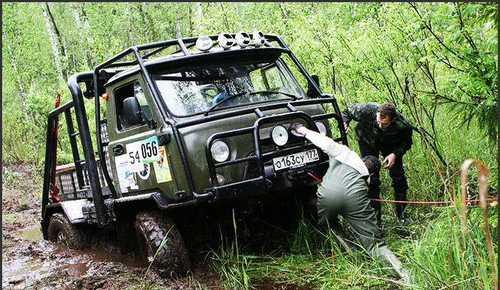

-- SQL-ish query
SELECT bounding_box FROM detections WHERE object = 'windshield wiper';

[249,90,301,100]
[204,91,248,115]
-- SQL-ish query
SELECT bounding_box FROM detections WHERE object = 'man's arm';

[341,103,379,128]
[292,125,344,158]
[392,125,413,158]
[293,125,370,176]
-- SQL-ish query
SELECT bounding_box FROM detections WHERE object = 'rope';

[306,171,498,207]
[369,197,498,207]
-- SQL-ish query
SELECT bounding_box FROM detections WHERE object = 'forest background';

[2,2,498,289]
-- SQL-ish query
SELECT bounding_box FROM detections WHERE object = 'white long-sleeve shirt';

[303,130,369,177]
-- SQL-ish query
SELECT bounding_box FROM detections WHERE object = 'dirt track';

[2,165,223,289]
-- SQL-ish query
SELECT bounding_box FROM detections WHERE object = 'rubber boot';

[372,245,411,284]
[395,201,411,226]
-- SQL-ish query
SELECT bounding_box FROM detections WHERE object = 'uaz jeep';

[41,32,348,275]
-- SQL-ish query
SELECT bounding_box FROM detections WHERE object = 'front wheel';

[135,211,191,277]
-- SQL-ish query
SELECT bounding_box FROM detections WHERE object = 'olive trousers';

[316,178,383,252]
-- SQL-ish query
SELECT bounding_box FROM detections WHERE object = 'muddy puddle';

[3,216,221,289]
[3,216,305,289]
[3,225,152,289]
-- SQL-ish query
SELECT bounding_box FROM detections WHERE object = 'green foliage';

[2,3,497,289]
[2,3,496,166]
[212,221,400,289]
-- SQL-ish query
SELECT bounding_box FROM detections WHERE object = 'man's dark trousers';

[358,141,409,222]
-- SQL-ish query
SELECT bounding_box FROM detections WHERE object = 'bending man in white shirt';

[292,124,409,283]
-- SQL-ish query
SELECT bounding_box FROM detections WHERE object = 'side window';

[134,83,153,122]
[279,55,308,94]
[114,81,151,131]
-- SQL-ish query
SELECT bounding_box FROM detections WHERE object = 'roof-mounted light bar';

[195,35,213,52]
[251,31,266,47]
[211,32,269,51]
[218,33,236,49]
[235,32,251,48]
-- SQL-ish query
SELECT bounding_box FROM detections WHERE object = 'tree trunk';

[219,3,231,31]
[331,65,337,93]
[43,3,67,81]
[125,6,134,46]
[138,3,159,42]
[191,3,203,35]
[72,3,93,69]
[2,29,28,116]
[175,17,182,39]
[279,3,289,19]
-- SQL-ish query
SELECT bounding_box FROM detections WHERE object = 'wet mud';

[2,205,220,289]
[2,165,219,289]
[2,165,308,289]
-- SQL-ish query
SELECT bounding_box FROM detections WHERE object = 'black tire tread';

[135,211,191,277]
[47,213,87,250]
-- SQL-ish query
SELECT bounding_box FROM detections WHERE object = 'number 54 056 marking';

[128,139,159,164]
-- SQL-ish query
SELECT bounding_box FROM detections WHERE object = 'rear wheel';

[47,213,87,250]
[135,211,191,277]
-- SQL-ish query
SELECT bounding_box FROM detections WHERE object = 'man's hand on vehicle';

[291,123,308,137]
[382,153,396,169]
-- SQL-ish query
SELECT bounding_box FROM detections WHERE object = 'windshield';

[153,57,306,116]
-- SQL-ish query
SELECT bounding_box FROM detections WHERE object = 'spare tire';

[135,211,191,277]
[47,213,87,250]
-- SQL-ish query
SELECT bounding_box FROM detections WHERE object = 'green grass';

[210,202,497,289]
[211,220,405,289]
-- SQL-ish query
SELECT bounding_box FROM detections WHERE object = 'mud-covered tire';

[47,213,87,250]
[135,211,191,277]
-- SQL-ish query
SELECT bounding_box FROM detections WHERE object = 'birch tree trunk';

[219,3,231,31]
[72,3,93,69]
[175,17,182,39]
[192,3,204,35]
[42,3,67,82]
[125,5,134,46]
[2,29,28,116]
[138,3,159,42]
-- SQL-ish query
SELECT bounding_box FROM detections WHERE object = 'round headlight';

[218,33,235,49]
[211,140,230,163]
[251,31,265,47]
[195,35,213,52]
[271,125,289,146]
[315,121,327,136]
[236,32,251,47]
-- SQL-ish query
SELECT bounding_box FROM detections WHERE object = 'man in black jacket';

[342,103,413,225]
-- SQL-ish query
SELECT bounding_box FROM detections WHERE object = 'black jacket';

[342,103,413,157]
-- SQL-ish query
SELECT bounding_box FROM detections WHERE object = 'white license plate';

[273,149,319,171]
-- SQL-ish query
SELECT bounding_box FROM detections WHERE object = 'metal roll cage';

[205,98,345,198]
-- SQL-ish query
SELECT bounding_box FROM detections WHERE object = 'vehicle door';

[106,77,178,198]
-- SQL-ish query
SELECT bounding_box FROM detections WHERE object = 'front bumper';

[207,159,329,200]
[205,108,336,200]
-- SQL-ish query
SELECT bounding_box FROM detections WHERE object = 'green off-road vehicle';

[41,32,348,276]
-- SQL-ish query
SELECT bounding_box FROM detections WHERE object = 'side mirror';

[122,97,144,127]
[307,75,321,98]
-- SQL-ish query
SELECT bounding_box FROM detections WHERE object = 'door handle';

[112,144,125,156]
